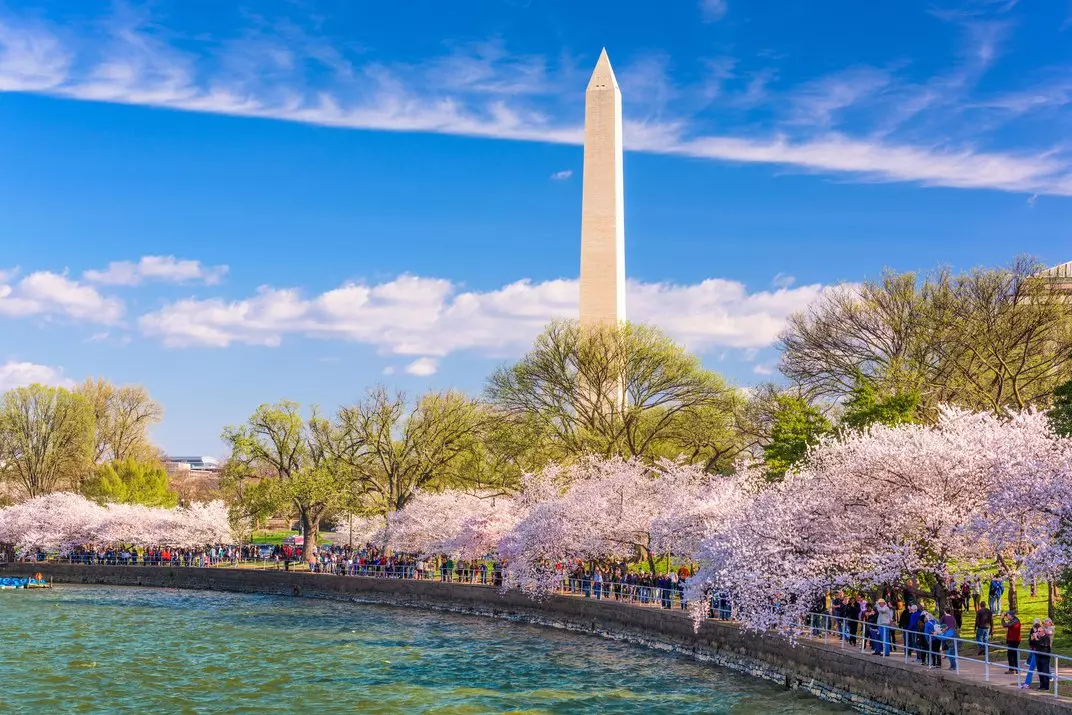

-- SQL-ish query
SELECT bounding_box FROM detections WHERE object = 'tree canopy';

[81,458,179,508]
[0,384,95,499]
[780,258,1072,414]
[762,394,831,482]
[222,400,346,561]
[330,387,489,513]
[76,378,163,463]
[486,321,743,472]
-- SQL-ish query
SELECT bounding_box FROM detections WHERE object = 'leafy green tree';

[331,387,487,513]
[76,378,163,463]
[0,384,95,498]
[762,394,831,481]
[487,320,738,470]
[780,258,1072,414]
[81,458,179,507]
[841,378,920,432]
[223,401,347,562]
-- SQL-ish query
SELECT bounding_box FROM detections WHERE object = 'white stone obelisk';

[579,48,625,328]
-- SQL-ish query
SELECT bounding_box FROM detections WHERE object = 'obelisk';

[579,48,626,327]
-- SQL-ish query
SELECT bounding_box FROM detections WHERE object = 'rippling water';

[0,586,847,714]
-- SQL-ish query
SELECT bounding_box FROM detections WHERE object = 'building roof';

[1040,261,1072,279]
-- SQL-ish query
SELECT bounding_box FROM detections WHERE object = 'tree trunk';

[301,510,319,564]
[933,576,950,614]
[1007,577,1018,614]
[1049,581,1059,620]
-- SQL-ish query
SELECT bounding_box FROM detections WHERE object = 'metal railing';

[807,612,1066,697]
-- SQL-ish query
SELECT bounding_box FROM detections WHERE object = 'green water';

[0,586,847,714]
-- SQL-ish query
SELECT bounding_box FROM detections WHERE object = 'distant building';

[165,456,221,474]
[1040,261,1072,294]
[165,456,222,503]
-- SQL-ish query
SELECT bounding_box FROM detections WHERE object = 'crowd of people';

[820,579,1056,691]
[11,537,1065,694]
[303,543,505,585]
[60,545,241,567]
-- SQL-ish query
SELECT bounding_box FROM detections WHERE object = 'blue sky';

[0,0,1070,454]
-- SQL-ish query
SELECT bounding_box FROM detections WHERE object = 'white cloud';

[0,361,75,390]
[382,366,396,376]
[772,273,796,289]
[0,17,69,91]
[404,357,439,376]
[84,255,228,286]
[0,13,1069,196]
[137,273,828,357]
[700,0,729,22]
[0,270,124,323]
[753,363,776,376]
[550,169,573,180]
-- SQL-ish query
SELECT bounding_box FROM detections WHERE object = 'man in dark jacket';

[1002,612,1022,674]
[975,603,994,655]
[1036,623,1053,691]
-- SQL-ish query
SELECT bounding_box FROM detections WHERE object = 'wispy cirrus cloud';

[700,0,729,22]
[136,272,829,357]
[84,256,228,286]
[0,6,1070,195]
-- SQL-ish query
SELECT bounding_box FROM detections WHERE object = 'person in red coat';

[1002,612,1022,674]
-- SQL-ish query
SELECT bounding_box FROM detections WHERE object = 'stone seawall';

[5,563,1068,715]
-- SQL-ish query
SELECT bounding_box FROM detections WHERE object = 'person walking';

[1001,612,1021,675]
[988,577,1004,614]
[974,602,993,656]
[1019,620,1042,689]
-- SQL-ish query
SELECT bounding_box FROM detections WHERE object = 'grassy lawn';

[250,530,305,545]
[971,582,1068,656]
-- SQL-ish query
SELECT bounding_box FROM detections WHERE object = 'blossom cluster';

[380,408,1072,635]
[381,458,745,596]
[0,492,233,555]
[686,408,1072,632]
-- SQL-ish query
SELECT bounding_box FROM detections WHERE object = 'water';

[0,586,848,714]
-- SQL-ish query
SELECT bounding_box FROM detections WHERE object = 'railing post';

[1055,656,1060,698]
[985,640,990,681]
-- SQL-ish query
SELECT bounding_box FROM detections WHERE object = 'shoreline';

[4,563,1068,715]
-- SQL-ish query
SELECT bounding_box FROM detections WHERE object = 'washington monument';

[579,48,626,327]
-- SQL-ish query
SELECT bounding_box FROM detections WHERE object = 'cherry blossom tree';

[384,490,494,556]
[440,501,521,559]
[499,457,730,595]
[0,493,233,555]
[687,408,1072,632]
[0,492,104,555]
[980,412,1072,610]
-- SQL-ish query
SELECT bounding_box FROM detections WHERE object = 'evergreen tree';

[841,378,920,431]
[1049,378,1072,437]
[763,395,831,481]
[82,458,179,507]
